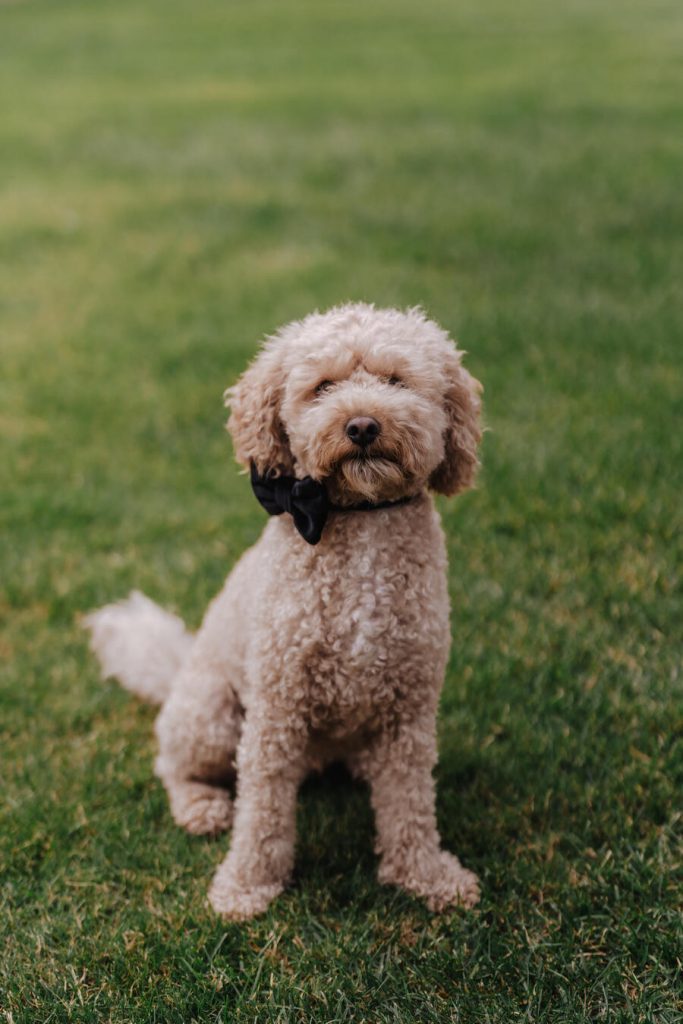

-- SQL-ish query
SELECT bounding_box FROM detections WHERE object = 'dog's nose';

[345,416,381,448]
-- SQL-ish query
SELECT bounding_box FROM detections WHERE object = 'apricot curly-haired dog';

[86,302,483,920]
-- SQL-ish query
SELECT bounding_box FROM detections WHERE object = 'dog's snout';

[345,416,381,448]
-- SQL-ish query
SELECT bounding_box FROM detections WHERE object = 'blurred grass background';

[1,0,682,1021]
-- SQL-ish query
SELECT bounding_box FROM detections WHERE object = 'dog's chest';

[298,507,449,734]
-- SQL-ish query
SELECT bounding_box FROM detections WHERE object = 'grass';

[1,0,682,1020]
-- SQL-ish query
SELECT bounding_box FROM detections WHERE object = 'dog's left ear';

[429,351,483,496]
[224,341,294,476]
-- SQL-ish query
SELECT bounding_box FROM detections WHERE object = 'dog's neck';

[328,492,421,513]
[311,489,435,556]
[321,489,433,543]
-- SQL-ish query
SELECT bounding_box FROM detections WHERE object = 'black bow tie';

[250,464,329,544]
[250,463,415,545]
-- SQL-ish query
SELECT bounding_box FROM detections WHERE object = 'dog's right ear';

[224,341,294,476]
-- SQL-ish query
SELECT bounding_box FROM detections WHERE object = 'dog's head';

[226,304,482,505]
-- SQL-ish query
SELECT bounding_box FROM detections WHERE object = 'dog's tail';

[83,591,193,705]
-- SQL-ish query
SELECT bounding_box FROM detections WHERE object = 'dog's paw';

[379,850,480,911]
[168,781,233,836]
[425,852,481,911]
[208,876,283,920]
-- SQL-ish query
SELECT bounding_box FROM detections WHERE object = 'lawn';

[1,0,681,1020]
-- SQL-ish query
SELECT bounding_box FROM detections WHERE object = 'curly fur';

[86,302,483,919]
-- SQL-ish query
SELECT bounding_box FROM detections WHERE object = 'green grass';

[1,0,682,1020]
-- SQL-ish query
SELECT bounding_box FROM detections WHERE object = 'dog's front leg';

[367,713,480,911]
[208,713,306,920]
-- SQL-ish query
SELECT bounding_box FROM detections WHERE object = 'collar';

[250,463,418,545]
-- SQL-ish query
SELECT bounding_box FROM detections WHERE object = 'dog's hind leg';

[153,661,243,836]
[162,778,234,836]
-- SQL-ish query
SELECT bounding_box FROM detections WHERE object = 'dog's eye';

[315,380,334,395]
[387,375,402,386]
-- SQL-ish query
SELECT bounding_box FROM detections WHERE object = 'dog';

[86,302,483,919]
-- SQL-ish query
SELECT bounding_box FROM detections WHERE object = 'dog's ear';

[429,351,483,496]
[225,341,294,475]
